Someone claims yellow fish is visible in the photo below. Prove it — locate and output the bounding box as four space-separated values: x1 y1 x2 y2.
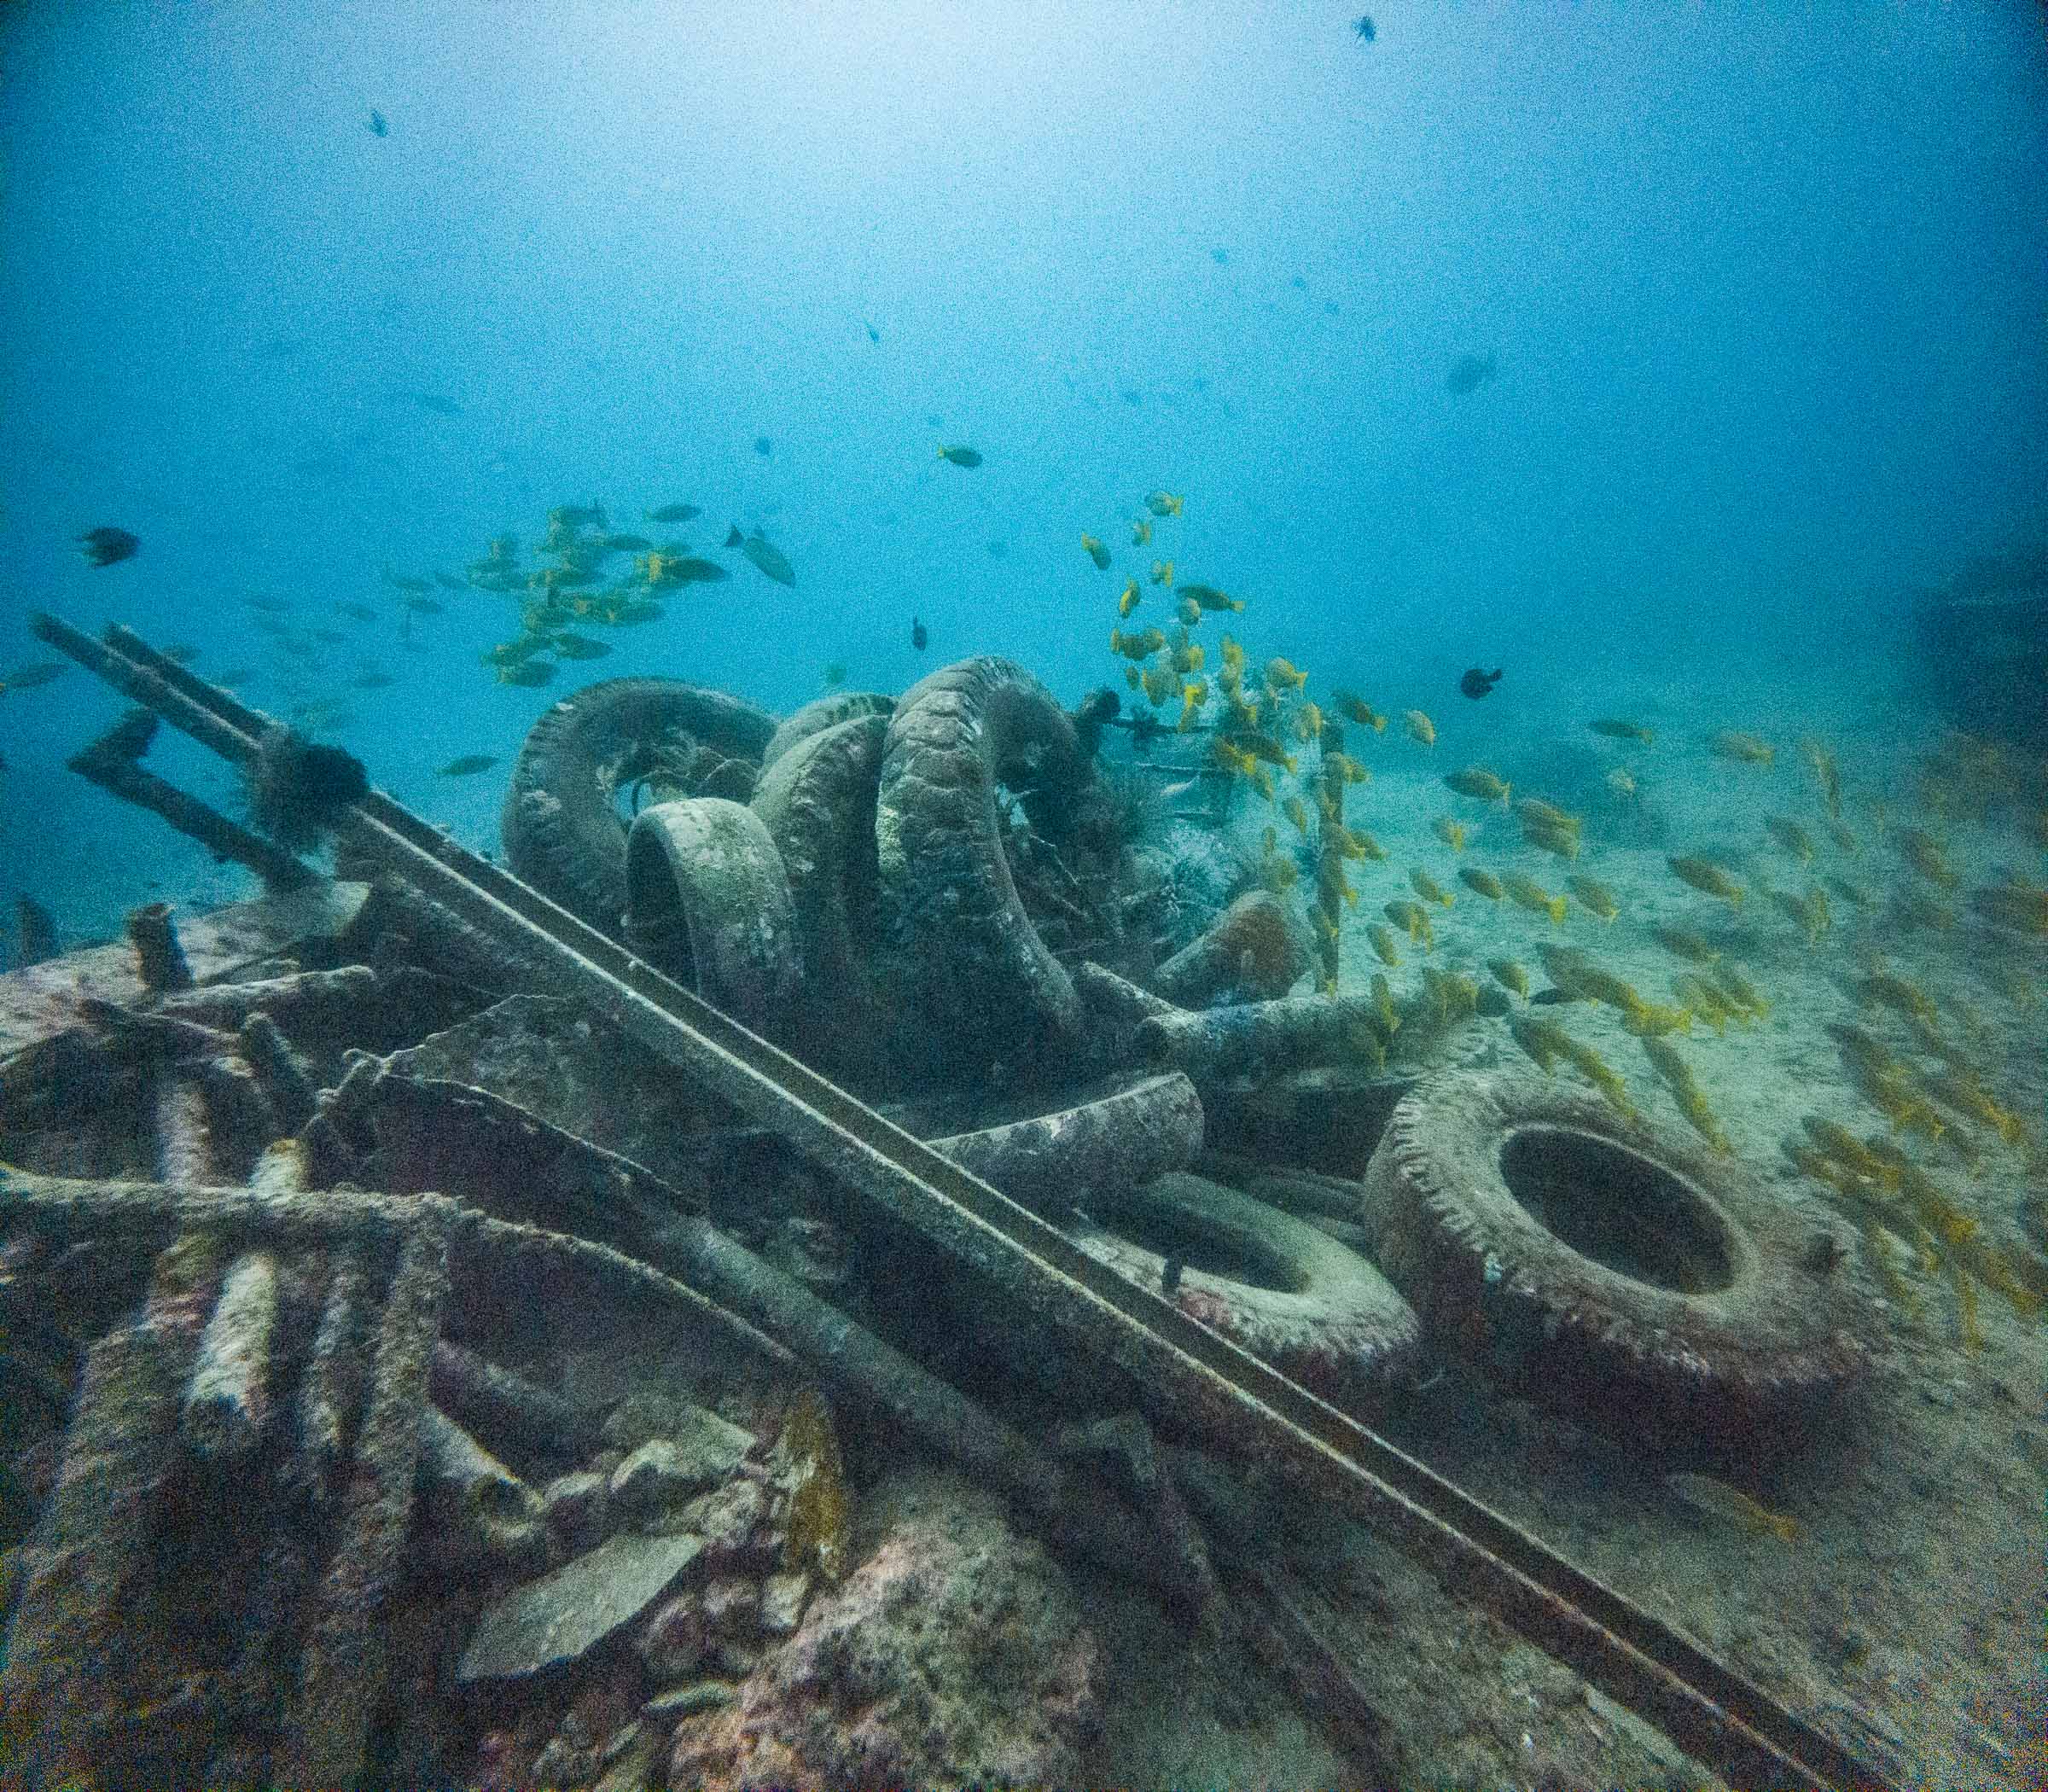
1132 518 1152 545
1403 709 1436 747
1329 690 1388 731
1118 579 1142 618
1443 765 1510 805
1176 596 1201 625
1664 1473 1799 1543
1565 875 1620 922
1283 794 1311 835
1765 816 1815 864
1501 871 1568 924
1144 490 1184 517
1488 958 1530 998
1082 533 1113 570
1604 766 1638 800
1433 817 1467 852
1459 866 1506 900
1366 923 1403 968
1589 718 1655 745
1149 559 1175 586
1709 730 1776 767
1668 855 1745 908
1265 656 1307 693
1410 867 1454 908
1110 625 1167 660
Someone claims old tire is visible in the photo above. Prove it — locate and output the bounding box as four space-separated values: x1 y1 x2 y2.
501 678 778 934
622 797 802 1041
1362 1072 1869 1446
748 713 894 1079
761 691 896 771
876 657 1091 1075
1071 1171 1421 1399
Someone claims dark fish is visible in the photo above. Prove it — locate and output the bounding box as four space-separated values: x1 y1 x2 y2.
335 601 380 621
406 392 463 416
368 108 389 136
550 632 614 660
160 643 200 664
726 527 795 586
654 556 730 586
822 661 847 689
1446 352 1498 395
383 569 433 592
14 895 57 969
1459 666 1504 700
433 570 468 591
438 753 498 777
311 627 349 644
754 435 772 457
937 445 982 468
647 503 701 523
1291 275 1307 290
1529 987 1580 1006
911 616 928 652
0 660 67 694
403 596 445 614
599 533 652 555
986 540 1008 559
864 320 881 344
351 671 396 689
243 593 292 613
1353 15 1376 40
79 526 140 567
1210 247 1228 265
215 666 255 685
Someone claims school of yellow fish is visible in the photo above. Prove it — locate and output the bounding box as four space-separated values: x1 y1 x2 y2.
1092 509 2046 1357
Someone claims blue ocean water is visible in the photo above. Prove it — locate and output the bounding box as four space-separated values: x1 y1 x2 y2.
3 11 2047 1785
3 3 2042 947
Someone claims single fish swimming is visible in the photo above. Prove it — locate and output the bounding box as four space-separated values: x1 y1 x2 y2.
79 526 140 567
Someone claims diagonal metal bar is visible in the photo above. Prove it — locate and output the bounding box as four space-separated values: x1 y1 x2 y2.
29 609 1902 1792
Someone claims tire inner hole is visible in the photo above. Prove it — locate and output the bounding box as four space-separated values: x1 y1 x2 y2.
1498 1126 1737 1294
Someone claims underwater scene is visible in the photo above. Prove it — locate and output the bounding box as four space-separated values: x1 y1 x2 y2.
2 5 2045 1789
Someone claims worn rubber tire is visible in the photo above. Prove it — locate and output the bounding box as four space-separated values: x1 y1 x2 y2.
1362 1072 1870 1445
622 797 802 1041
748 713 893 1077
875 656 1091 1075
761 691 896 771
1069 1170 1420 1398
501 678 778 934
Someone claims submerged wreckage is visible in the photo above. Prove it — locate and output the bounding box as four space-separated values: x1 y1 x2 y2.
0 616 1898 1790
